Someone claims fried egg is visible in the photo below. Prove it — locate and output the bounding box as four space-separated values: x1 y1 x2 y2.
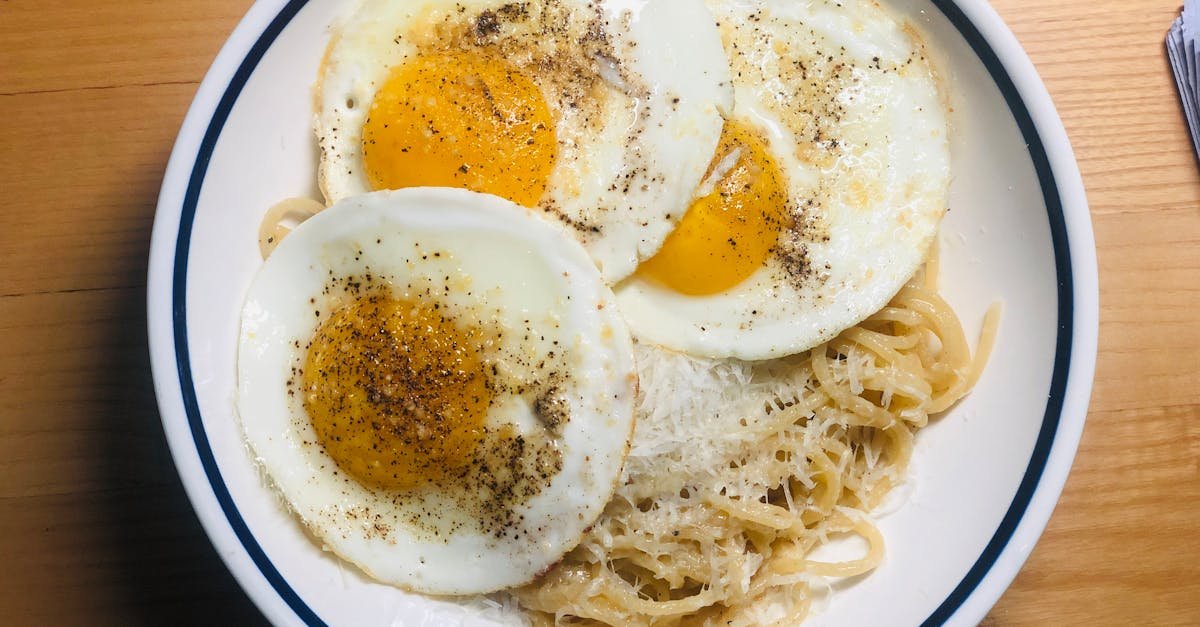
236 188 637 595
316 0 733 283
614 0 950 360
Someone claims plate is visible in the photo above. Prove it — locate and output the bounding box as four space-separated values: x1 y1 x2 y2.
146 0 1098 624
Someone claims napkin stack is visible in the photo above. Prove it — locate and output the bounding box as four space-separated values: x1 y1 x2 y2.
1168 0 1200 157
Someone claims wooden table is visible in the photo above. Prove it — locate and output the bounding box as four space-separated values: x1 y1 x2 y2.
1 0 1196 624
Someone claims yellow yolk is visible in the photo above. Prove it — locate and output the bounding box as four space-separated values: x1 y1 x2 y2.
302 294 491 490
361 50 557 208
636 121 790 295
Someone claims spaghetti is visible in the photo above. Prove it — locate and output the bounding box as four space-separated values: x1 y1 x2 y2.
513 265 998 625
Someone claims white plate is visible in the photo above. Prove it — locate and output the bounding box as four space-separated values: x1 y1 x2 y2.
146 0 1098 624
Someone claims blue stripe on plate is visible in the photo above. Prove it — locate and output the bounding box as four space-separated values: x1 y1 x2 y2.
921 1 1073 624
172 1 326 624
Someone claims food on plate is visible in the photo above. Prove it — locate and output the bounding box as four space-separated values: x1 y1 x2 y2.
615 0 951 360
257 197 325 258
517 264 998 624
236 0 999 622
236 188 636 594
315 0 733 282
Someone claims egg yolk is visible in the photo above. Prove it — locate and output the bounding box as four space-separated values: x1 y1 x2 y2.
361 50 557 208
302 294 491 491
636 121 790 295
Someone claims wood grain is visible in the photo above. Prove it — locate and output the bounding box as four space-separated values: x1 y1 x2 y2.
981 3 1200 624
0 0 1196 624
0 1 263 623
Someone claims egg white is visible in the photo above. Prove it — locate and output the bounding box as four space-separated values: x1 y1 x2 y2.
236 188 636 594
615 0 951 360
316 0 733 283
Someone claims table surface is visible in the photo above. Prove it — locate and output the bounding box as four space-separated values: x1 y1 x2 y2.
2 0 1197 624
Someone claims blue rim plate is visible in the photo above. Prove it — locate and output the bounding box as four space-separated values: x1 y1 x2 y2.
147 1 1098 624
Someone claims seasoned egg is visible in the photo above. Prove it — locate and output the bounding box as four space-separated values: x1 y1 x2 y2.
236 188 636 594
615 0 950 360
316 0 733 283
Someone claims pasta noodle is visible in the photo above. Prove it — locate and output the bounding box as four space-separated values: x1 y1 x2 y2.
512 264 996 625
258 197 325 259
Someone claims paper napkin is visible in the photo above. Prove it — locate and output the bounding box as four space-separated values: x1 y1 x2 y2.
1168 0 1200 158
